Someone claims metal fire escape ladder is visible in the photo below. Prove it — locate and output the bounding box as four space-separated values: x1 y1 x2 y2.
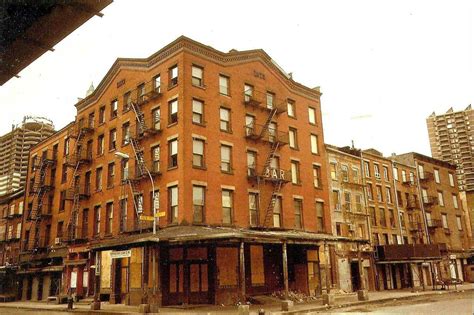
66 127 86 242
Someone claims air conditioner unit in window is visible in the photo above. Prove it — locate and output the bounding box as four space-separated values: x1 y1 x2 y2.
54 237 61 245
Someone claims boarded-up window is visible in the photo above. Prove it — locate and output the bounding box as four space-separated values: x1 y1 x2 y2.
217 247 238 287
169 264 184 293
130 247 142 288
100 250 112 289
169 248 183 261
187 247 207 260
250 245 265 286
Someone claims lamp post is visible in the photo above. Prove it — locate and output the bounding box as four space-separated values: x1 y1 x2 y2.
115 151 158 307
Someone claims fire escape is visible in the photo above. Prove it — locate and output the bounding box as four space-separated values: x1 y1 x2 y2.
65 121 93 243
121 80 161 233
26 151 56 252
244 89 289 228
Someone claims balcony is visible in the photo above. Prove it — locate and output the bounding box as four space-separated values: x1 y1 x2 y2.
408 221 423 231
135 81 162 106
402 176 417 186
128 118 161 141
426 219 443 229
422 196 438 207
243 90 286 113
247 165 291 183
65 186 91 200
406 198 420 210
244 124 289 145
419 171 434 182
375 244 441 261
65 151 93 167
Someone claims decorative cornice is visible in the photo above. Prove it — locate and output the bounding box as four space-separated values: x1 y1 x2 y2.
76 36 321 112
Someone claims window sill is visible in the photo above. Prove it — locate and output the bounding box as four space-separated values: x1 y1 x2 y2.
167 166 178 171
97 153 104 158
192 84 206 90
110 116 117 121
167 122 178 128
290 147 300 151
192 165 207 170
107 185 114 190
221 170 234 175
292 182 302 186
220 129 233 134
109 148 116 153
121 142 130 148
98 122 105 127
192 122 207 127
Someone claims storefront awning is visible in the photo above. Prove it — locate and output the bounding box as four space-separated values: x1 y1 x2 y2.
90 225 369 251
64 259 88 266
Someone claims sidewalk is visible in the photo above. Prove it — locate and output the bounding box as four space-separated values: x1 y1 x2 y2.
0 283 472 314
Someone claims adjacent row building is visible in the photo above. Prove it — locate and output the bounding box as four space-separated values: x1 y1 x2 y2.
0 37 472 307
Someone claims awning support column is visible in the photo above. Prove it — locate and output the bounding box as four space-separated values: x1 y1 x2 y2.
239 242 246 302
282 241 289 300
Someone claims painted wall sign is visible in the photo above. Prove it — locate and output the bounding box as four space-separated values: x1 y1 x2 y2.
110 249 131 259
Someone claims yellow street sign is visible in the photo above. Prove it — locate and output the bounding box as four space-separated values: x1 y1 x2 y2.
156 212 166 218
139 215 155 221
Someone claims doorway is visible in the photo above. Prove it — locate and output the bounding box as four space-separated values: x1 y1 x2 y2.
350 262 361 291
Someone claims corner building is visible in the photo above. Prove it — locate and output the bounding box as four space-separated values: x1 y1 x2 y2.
19 37 336 306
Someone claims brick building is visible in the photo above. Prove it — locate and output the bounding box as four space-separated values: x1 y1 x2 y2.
326 145 373 292
0 189 24 297
17 36 343 306
394 152 472 282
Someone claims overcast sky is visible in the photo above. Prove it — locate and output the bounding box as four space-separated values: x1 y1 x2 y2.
0 0 472 156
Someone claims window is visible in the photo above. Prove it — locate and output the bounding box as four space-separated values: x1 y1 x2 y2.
122 123 130 145
341 165 349 182
308 107 316 124
452 194 459 208
266 91 274 109
249 192 259 227
59 190 66 212
99 106 105 124
219 75 229 95
192 139 205 168
148 108 159 131
244 84 253 102
289 128 298 149
119 198 127 233
107 162 115 188
220 145 232 172
456 216 463 231
96 167 103 191
344 192 351 211
169 186 178 223
438 191 445 206
105 202 113 235
247 151 257 176
401 170 407 182
388 209 395 227
441 214 449 229
370 207 376 226
220 107 231 132
355 194 363 212
222 190 233 224
93 205 101 236
332 190 340 210
383 166 389 181
310 134 319 154
376 185 383 202
121 160 129 181
291 160 300 184
137 83 145 102
168 98 178 124
109 129 117 151
193 186 205 223
191 99 204 124
111 99 118 119
88 112 95 128
434 169 440 183
409 172 415 184
313 165 321 188
154 74 161 93
18 201 23 215
316 201 324 232
64 138 70 156
169 65 178 86
294 198 303 229
151 145 160 173
123 92 131 112
192 65 203 86
287 100 296 117
366 183 374 200
245 115 255 136
168 138 178 168
97 134 104 155
418 164 425 179
379 208 387 227
374 164 380 179
57 221 64 239
61 164 67 183
386 187 392 203
266 194 280 227
330 163 337 180
449 173 455 187
81 209 89 238
364 161 370 177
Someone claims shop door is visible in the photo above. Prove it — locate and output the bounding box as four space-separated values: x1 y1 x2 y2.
188 262 209 304
350 262 361 291
114 260 122 304
168 262 184 304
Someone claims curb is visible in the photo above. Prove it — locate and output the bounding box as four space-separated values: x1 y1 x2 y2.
278 288 474 314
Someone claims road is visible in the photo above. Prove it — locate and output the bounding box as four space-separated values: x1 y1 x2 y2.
321 290 473 314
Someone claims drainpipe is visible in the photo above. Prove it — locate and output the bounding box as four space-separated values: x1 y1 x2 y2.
391 161 405 244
